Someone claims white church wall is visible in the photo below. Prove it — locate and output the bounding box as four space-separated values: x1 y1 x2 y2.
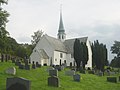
66 54 74 66
30 35 54 65
36 35 54 57
30 49 41 64
85 39 92 69
53 51 67 65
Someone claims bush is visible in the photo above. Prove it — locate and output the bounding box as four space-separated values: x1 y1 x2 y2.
107 77 119 83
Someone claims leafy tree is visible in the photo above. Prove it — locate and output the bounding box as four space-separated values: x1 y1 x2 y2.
111 41 120 57
31 30 44 46
0 0 9 54
110 41 120 68
0 0 9 38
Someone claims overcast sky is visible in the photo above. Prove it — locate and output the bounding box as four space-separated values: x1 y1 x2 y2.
3 0 120 61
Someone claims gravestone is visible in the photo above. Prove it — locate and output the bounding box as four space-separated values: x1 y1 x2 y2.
54 65 63 71
25 65 30 70
71 68 76 71
73 74 80 82
65 70 75 76
15 60 20 66
49 70 58 77
109 72 115 76
107 76 119 83
47 67 54 72
32 61 36 69
12 59 16 63
6 77 31 90
19 64 24 69
5 67 16 75
98 71 103 76
36 62 41 68
25 59 29 65
48 76 59 87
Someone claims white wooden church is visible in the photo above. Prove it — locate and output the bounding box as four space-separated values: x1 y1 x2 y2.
30 11 92 69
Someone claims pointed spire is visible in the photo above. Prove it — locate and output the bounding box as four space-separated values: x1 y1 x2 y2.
58 4 65 32
57 4 66 42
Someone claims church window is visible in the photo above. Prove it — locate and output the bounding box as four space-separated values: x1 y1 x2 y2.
64 60 66 64
55 59 57 61
60 53 63 58
62 35 64 39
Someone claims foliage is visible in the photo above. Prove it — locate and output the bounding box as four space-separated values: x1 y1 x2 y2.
111 41 120 57
31 30 44 46
81 42 88 69
110 41 120 68
73 39 81 70
110 57 120 68
73 39 88 70
0 0 33 58
0 62 120 90
0 0 9 38
92 40 108 71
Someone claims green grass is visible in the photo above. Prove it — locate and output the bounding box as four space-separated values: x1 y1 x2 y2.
0 61 120 90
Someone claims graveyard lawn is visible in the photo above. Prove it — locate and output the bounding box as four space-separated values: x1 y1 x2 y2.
0 62 120 90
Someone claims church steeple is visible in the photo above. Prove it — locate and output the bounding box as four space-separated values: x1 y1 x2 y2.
57 5 66 42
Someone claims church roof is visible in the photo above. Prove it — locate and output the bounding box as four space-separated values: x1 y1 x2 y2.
44 35 67 53
36 49 49 59
64 37 88 57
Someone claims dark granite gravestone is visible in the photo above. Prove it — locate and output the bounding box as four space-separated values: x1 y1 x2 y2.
49 70 58 77
32 61 36 69
107 76 119 83
73 74 80 82
19 64 25 69
54 65 63 71
6 77 31 90
25 59 29 65
48 76 59 87
36 62 41 68
15 60 20 66
25 65 30 70
12 59 15 63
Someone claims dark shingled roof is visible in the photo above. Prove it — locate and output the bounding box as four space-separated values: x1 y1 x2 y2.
64 37 88 57
44 35 67 53
44 35 88 55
